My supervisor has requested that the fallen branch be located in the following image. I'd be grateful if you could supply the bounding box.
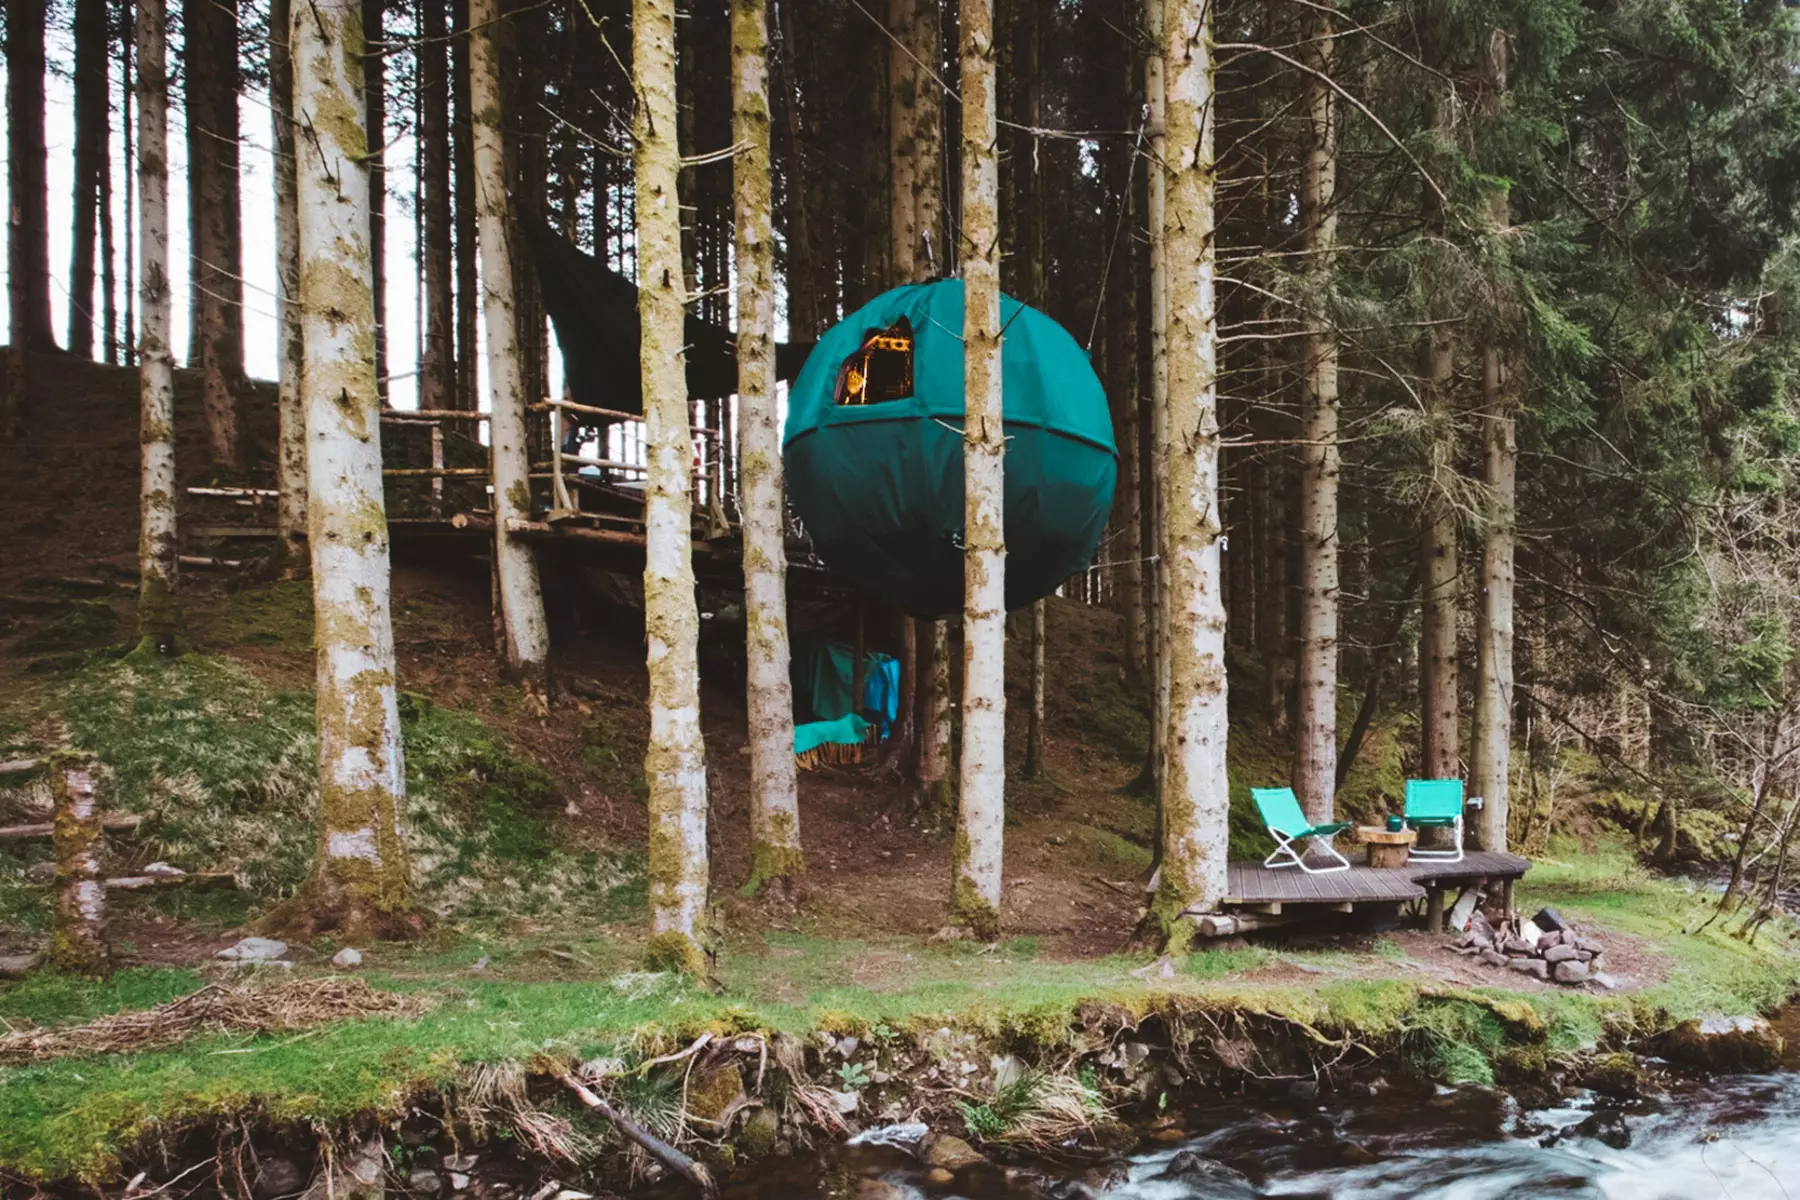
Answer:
[542,1059,718,1197]
[0,814,144,842]
[99,871,238,892]
[0,758,44,779]
[635,1032,712,1075]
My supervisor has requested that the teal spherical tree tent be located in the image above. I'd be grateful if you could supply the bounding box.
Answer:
[783,280,1117,616]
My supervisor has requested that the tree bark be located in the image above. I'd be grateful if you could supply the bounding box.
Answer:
[122,7,136,370]
[1472,28,1516,850]
[292,0,413,939]
[636,0,711,976]
[1292,0,1339,824]
[418,0,454,411]
[471,0,552,694]
[6,0,57,374]
[1419,78,1460,782]
[1023,601,1046,778]
[952,0,1005,941]
[69,0,110,359]
[136,0,182,656]
[271,0,308,573]
[184,0,244,468]
[1107,108,1145,687]
[1144,0,1171,811]
[1151,0,1227,949]
[50,754,109,976]
[452,0,479,410]
[888,0,921,282]
[735,0,802,897]
[363,0,388,405]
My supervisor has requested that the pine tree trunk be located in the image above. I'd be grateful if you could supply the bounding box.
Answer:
[122,6,136,370]
[271,0,308,572]
[952,0,1005,940]
[1108,112,1145,687]
[419,0,454,411]
[636,0,710,976]
[1292,0,1339,823]
[1144,0,1171,810]
[1151,0,1227,948]
[6,0,57,360]
[452,0,479,410]
[1418,73,1460,782]
[291,0,413,939]
[1023,601,1046,778]
[1473,30,1516,849]
[184,0,244,468]
[135,0,182,655]
[921,619,954,820]
[68,0,110,359]
[888,0,921,282]
[100,29,118,369]
[735,0,802,897]
[50,753,109,976]
[471,0,552,694]
[364,0,388,404]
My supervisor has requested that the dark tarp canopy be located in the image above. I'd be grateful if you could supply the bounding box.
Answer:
[522,215,812,415]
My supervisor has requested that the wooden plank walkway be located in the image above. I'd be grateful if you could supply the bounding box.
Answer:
[1224,850,1531,907]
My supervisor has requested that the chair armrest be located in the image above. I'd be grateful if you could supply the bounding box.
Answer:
[1467,796,1484,809]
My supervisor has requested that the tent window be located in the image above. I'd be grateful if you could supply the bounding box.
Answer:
[835,319,915,406]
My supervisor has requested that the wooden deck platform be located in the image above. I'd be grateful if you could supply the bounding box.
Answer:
[1224,850,1531,907]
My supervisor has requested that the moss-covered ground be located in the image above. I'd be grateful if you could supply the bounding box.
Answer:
[2,837,1796,1181]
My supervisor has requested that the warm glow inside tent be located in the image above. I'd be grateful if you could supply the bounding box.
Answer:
[783,280,1117,616]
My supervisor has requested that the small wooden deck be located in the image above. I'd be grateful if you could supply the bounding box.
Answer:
[1195,850,1531,937]
[1225,850,1530,907]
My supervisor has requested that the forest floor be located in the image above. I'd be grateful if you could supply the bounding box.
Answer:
[2,353,1799,1186]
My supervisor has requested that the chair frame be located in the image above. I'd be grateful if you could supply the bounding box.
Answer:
[1404,779,1482,864]
[1253,787,1353,875]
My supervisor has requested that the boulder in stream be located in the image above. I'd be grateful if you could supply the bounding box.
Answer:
[1156,1150,1258,1198]
[1660,1015,1785,1072]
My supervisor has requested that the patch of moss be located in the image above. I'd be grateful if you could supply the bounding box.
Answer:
[15,599,120,656]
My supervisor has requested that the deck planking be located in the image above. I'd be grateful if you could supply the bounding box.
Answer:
[1224,850,1531,907]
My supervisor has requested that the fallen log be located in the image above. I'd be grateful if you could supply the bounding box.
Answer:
[0,757,44,779]
[100,871,237,892]
[0,952,43,979]
[543,1059,717,1197]
[0,814,143,842]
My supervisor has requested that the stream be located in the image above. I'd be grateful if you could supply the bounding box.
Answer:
[703,1070,1800,1199]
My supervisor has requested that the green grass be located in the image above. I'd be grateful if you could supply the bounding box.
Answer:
[45,656,639,921]
[2,852,1797,1185]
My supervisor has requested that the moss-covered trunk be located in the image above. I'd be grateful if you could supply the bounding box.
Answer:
[290,0,414,939]
[1152,0,1228,950]
[135,0,182,657]
[271,0,308,572]
[735,0,803,896]
[636,0,711,976]
[470,0,552,696]
[953,0,1005,941]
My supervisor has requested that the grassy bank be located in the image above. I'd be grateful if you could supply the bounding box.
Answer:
[2,841,1796,1183]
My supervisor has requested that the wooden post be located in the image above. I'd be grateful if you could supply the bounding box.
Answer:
[50,752,110,975]
[430,424,445,518]
[1501,877,1515,920]
[1424,885,1445,934]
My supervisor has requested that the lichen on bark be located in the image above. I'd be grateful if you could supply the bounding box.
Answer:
[284,0,416,940]
[636,0,711,978]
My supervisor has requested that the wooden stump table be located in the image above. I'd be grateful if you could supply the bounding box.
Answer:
[1358,826,1417,869]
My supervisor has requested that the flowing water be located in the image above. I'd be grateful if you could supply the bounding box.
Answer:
[704,1071,1800,1200]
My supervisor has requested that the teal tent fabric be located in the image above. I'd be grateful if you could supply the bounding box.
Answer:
[794,641,898,725]
[794,713,871,757]
[783,280,1118,616]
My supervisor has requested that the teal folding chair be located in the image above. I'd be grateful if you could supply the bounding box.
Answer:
[1404,778,1476,863]
[1253,787,1352,874]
